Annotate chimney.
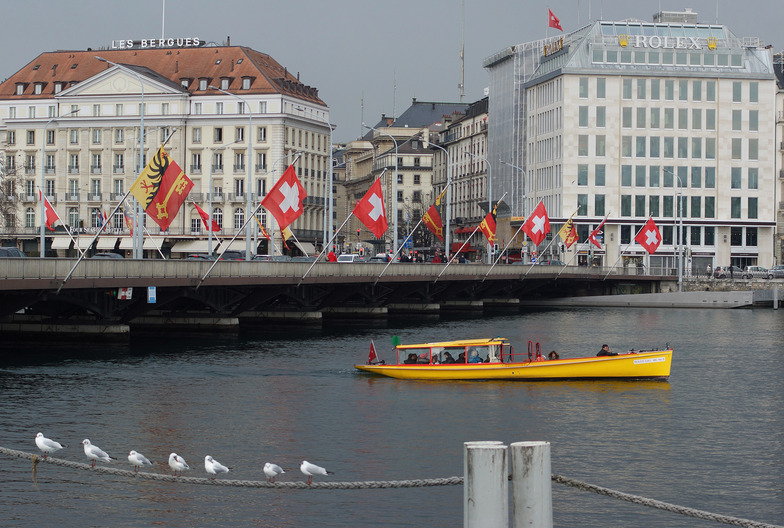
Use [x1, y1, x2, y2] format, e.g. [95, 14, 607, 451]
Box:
[227, 36, 231, 46]
[231, 59, 234, 72]
[175, 60, 179, 73]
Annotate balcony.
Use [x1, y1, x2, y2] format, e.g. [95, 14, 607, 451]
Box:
[91, 165, 102, 174]
[190, 193, 204, 202]
[303, 196, 325, 207]
[111, 193, 125, 201]
[24, 166, 36, 175]
[255, 164, 267, 173]
[88, 193, 102, 202]
[68, 166, 79, 174]
[45, 166, 55, 174]
[228, 193, 245, 203]
[211, 165, 224, 174]
[113, 165, 125, 174]
[781, 170, 784, 179]
[233, 164, 246, 173]
[64, 193, 80, 202]
[190, 165, 202, 175]
[210, 193, 225, 203]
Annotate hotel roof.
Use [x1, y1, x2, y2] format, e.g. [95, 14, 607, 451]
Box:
[0, 45, 325, 105]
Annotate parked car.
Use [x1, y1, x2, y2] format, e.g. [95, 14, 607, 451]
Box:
[714, 265, 742, 279]
[770, 265, 784, 278]
[368, 253, 391, 263]
[91, 252, 124, 259]
[537, 260, 566, 266]
[291, 255, 317, 262]
[217, 250, 245, 261]
[337, 254, 363, 263]
[253, 254, 291, 262]
[742, 266, 773, 279]
[185, 254, 215, 260]
[0, 247, 27, 258]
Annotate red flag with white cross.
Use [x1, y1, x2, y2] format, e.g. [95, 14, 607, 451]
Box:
[353, 178, 388, 238]
[522, 200, 551, 246]
[635, 217, 661, 254]
[261, 164, 306, 231]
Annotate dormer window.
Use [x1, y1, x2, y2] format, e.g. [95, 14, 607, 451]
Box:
[15, 83, 25, 95]
[180, 79, 189, 89]
[241, 77, 252, 90]
[199, 78, 208, 91]
[32, 64, 40, 71]
[34, 83, 44, 95]
[54, 82, 63, 93]
[220, 78, 230, 90]
[70, 64, 78, 69]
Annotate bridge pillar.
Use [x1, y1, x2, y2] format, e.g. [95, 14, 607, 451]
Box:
[240, 311, 322, 326]
[0, 318, 130, 339]
[130, 315, 240, 332]
[321, 306, 388, 320]
[440, 300, 483, 312]
[483, 298, 520, 310]
[387, 303, 441, 315]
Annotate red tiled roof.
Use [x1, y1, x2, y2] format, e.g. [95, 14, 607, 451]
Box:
[0, 46, 325, 105]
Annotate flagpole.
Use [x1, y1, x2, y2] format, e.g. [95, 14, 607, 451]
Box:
[435, 227, 480, 282]
[39, 187, 86, 257]
[57, 189, 134, 293]
[603, 220, 647, 280]
[374, 215, 426, 285]
[142, 224, 166, 260]
[298, 212, 355, 286]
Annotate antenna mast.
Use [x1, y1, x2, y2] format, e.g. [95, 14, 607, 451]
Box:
[459, 0, 465, 102]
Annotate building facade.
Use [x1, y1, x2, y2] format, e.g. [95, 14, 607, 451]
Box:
[0, 42, 330, 257]
[486, 15, 777, 271]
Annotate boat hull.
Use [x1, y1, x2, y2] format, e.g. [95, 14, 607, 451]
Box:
[355, 349, 672, 381]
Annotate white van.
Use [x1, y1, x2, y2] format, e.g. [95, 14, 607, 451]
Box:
[337, 254, 363, 263]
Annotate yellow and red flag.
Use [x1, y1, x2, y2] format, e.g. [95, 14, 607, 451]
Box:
[557, 215, 578, 248]
[256, 218, 271, 240]
[422, 187, 447, 242]
[478, 203, 498, 244]
[130, 147, 194, 231]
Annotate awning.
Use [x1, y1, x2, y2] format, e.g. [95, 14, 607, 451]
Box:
[96, 237, 118, 250]
[74, 236, 96, 250]
[218, 240, 247, 251]
[50, 237, 72, 250]
[119, 237, 134, 250]
[295, 241, 316, 255]
[451, 243, 477, 253]
[143, 238, 164, 249]
[170, 240, 217, 253]
[454, 227, 475, 234]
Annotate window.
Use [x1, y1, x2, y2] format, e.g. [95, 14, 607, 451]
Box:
[25, 207, 35, 228]
[690, 226, 701, 245]
[256, 152, 267, 171]
[220, 78, 230, 90]
[650, 136, 660, 158]
[664, 80, 674, 100]
[621, 165, 632, 186]
[92, 104, 100, 117]
[691, 138, 701, 159]
[732, 82, 742, 102]
[637, 79, 646, 99]
[705, 197, 715, 218]
[706, 109, 716, 130]
[748, 139, 758, 160]
[45, 154, 55, 170]
[635, 166, 646, 187]
[7, 130, 15, 145]
[577, 165, 588, 185]
[706, 81, 716, 101]
[213, 152, 223, 170]
[748, 168, 758, 190]
[705, 138, 716, 159]
[635, 137, 646, 157]
[577, 194, 588, 215]
[649, 165, 660, 187]
[596, 78, 605, 98]
[595, 135, 605, 156]
[691, 167, 701, 188]
[193, 102, 202, 115]
[235, 127, 245, 142]
[234, 207, 244, 229]
[115, 129, 124, 143]
[636, 108, 646, 128]
[732, 110, 741, 131]
[237, 102, 246, 115]
[69, 154, 79, 171]
[749, 110, 758, 131]
[678, 80, 688, 101]
[114, 153, 124, 171]
[677, 137, 688, 158]
[193, 127, 201, 143]
[578, 135, 588, 156]
[731, 138, 742, 159]
[705, 167, 716, 188]
[621, 225, 631, 244]
[692, 109, 701, 130]
[662, 225, 673, 245]
[650, 108, 660, 128]
[414, 174, 421, 185]
[731, 197, 741, 218]
[259, 101, 267, 114]
[704, 226, 715, 245]
[678, 109, 688, 129]
[579, 77, 588, 98]
[622, 108, 632, 128]
[621, 195, 631, 216]
[622, 79, 632, 99]
[749, 82, 758, 103]
[664, 108, 674, 129]
[192, 153, 201, 172]
[596, 106, 606, 127]
[199, 79, 208, 91]
[746, 227, 757, 247]
[663, 195, 673, 217]
[595, 194, 605, 216]
[578, 106, 588, 127]
[664, 137, 674, 158]
[594, 165, 605, 186]
[235, 152, 245, 171]
[161, 102, 169, 115]
[621, 136, 632, 157]
[650, 79, 660, 100]
[690, 196, 701, 218]
[92, 129, 101, 144]
[216, 102, 224, 115]
[692, 81, 701, 101]
[214, 127, 223, 142]
[234, 179, 245, 197]
[91, 154, 101, 172]
[257, 126, 267, 142]
[730, 226, 742, 246]
[748, 197, 758, 219]
[26, 130, 35, 145]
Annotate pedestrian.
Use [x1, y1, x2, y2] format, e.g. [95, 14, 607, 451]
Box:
[706, 264, 712, 277]
[729, 265, 734, 279]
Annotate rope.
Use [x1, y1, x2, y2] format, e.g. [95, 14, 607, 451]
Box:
[3, 447, 781, 527]
[0, 447, 461, 489]
[552, 474, 784, 528]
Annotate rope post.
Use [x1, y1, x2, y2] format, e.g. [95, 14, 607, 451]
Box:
[510, 441, 552, 528]
[774, 285, 779, 310]
[464, 441, 508, 528]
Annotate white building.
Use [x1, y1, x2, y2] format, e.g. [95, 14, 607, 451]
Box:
[0, 41, 330, 257]
[486, 14, 777, 272]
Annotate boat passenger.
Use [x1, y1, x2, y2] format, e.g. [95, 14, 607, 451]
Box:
[403, 353, 418, 364]
[443, 352, 456, 364]
[548, 350, 560, 360]
[468, 350, 483, 363]
[456, 352, 466, 363]
[417, 353, 430, 364]
[597, 344, 618, 357]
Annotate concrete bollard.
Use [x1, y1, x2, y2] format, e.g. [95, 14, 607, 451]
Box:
[464, 441, 508, 528]
[510, 441, 553, 528]
[774, 285, 779, 310]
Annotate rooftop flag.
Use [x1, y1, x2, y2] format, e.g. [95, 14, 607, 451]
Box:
[548, 8, 563, 31]
[130, 147, 194, 231]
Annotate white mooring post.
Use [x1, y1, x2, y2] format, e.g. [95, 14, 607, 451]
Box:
[464, 441, 508, 528]
[511, 441, 553, 528]
[774, 285, 779, 310]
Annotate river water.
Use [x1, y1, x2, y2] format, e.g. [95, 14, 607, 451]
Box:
[0, 307, 782, 527]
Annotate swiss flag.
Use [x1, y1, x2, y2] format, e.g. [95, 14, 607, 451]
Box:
[193, 202, 220, 232]
[39, 189, 60, 231]
[635, 217, 661, 254]
[261, 164, 306, 231]
[588, 217, 607, 249]
[353, 178, 388, 238]
[548, 8, 563, 31]
[522, 201, 551, 246]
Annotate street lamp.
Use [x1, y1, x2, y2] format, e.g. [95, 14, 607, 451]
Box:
[464, 149, 493, 263]
[40, 108, 80, 257]
[95, 56, 145, 259]
[363, 123, 398, 256]
[209, 86, 253, 261]
[663, 168, 685, 292]
[424, 139, 452, 260]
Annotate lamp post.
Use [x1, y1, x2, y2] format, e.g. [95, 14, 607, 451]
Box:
[363, 123, 398, 256]
[424, 139, 452, 260]
[209, 86, 253, 261]
[464, 149, 493, 263]
[663, 168, 685, 292]
[40, 108, 80, 257]
[95, 56, 145, 259]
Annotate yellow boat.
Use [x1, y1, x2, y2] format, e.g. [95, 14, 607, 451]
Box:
[354, 338, 672, 380]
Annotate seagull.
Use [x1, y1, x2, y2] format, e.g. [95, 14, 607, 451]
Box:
[168, 453, 190, 476]
[300, 460, 333, 485]
[81, 439, 114, 467]
[204, 456, 230, 479]
[128, 450, 152, 473]
[35, 432, 66, 458]
[263, 462, 285, 483]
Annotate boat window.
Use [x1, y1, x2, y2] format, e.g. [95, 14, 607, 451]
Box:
[399, 348, 430, 364]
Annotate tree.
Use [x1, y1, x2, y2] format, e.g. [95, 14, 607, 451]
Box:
[0, 157, 21, 231]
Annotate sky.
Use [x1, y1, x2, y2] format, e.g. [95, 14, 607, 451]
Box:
[1, 0, 782, 143]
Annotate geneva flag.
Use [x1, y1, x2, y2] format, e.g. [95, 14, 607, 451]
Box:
[478, 204, 498, 244]
[422, 187, 447, 242]
[130, 147, 194, 231]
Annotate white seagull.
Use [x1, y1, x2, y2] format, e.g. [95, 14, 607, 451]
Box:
[204, 455, 230, 479]
[35, 432, 66, 457]
[81, 439, 114, 467]
[263, 462, 285, 483]
[168, 453, 190, 476]
[300, 460, 333, 485]
[128, 450, 152, 473]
